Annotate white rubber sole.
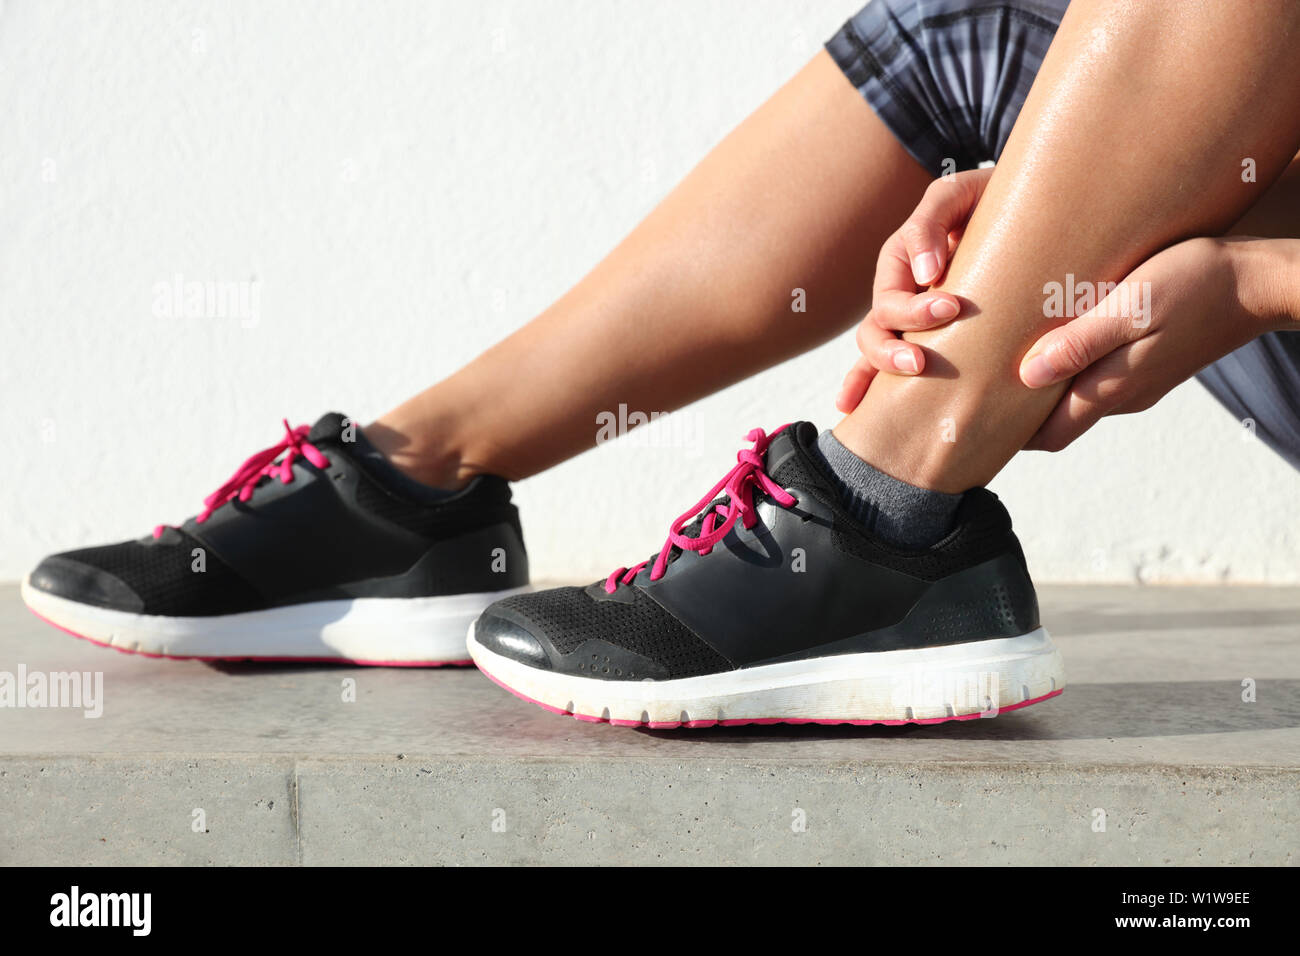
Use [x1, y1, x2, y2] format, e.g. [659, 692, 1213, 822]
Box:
[22, 577, 529, 666]
[468, 623, 1066, 727]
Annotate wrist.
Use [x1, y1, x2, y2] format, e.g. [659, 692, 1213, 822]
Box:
[1227, 237, 1300, 333]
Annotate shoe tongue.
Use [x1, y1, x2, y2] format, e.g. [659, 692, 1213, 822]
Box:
[764, 421, 819, 486]
[627, 421, 820, 581]
[307, 412, 352, 445]
[305, 411, 384, 463]
[689, 420, 819, 527]
[304, 411, 458, 502]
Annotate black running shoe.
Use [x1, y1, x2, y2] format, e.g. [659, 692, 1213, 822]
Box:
[23, 413, 529, 665]
[469, 422, 1063, 726]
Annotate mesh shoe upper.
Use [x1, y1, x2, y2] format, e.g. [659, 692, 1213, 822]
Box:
[32, 528, 268, 616]
[483, 585, 731, 680]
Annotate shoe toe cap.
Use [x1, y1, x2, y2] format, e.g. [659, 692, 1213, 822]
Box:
[28, 554, 145, 613]
[473, 585, 699, 681]
[473, 608, 553, 669]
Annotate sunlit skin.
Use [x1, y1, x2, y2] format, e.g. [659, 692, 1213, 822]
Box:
[369, 52, 933, 487]
[834, 0, 1300, 492]
[373, 0, 1300, 498]
[844, 163, 1300, 451]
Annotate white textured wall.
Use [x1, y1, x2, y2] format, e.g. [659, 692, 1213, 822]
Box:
[2, 0, 1296, 584]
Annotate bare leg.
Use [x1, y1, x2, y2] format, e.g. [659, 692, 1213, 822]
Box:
[835, 0, 1300, 493]
[369, 51, 932, 486]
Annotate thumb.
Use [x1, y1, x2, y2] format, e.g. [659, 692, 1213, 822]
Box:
[1020, 295, 1142, 388]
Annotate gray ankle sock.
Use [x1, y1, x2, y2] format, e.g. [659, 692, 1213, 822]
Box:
[812, 430, 963, 548]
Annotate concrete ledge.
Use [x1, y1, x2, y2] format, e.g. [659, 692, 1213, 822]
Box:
[3, 757, 1294, 865]
[0, 756, 297, 866]
[2, 584, 1297, 865]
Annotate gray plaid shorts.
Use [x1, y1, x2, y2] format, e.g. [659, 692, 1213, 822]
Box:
[826, 0, 1300, 470]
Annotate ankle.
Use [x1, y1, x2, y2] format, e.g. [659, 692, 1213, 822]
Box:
[364, 416, 477, 491]
[831, 417, 969, 495]
[814, 428, 963, 547]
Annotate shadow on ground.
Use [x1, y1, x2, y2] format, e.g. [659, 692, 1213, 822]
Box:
[631, 680, 1300, 743]
[1045, 606, 1300, 635]
[201, 660, 1300, 744]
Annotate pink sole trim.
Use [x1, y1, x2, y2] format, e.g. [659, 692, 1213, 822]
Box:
[478, 664, 1064, 729]
[26, 607, 474, 669]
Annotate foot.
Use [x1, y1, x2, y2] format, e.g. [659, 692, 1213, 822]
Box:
[468, 422, 1063, 726]
[23, 413, 529, 665]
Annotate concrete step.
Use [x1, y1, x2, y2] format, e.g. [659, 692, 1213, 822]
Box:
[1, 583, 1296, 865]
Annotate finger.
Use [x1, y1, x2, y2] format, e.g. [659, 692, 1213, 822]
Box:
[856, 317, 925, 374]
[1024, 345, 1139, 451]
[1024, 388, 1109, 453]
[946, 227, 965, 257]
[872, 232, 918, 302]
[899, 212, 950, 286]
[1020, 297, 1148, 389]
[900, 169, 995, 285]
[835, 355, 877, 414]
[869, 290, 962, 333]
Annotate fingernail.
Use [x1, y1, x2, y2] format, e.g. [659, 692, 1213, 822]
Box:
[928, 298, 959, 321]
[892, 349, 919, 374]
[913, 252, 939, 285]
[1021, 352, 1058, 388]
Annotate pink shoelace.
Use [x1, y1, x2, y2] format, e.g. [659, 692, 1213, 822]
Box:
[152, 419, 331, 539]
[604, 425, 796, 594]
